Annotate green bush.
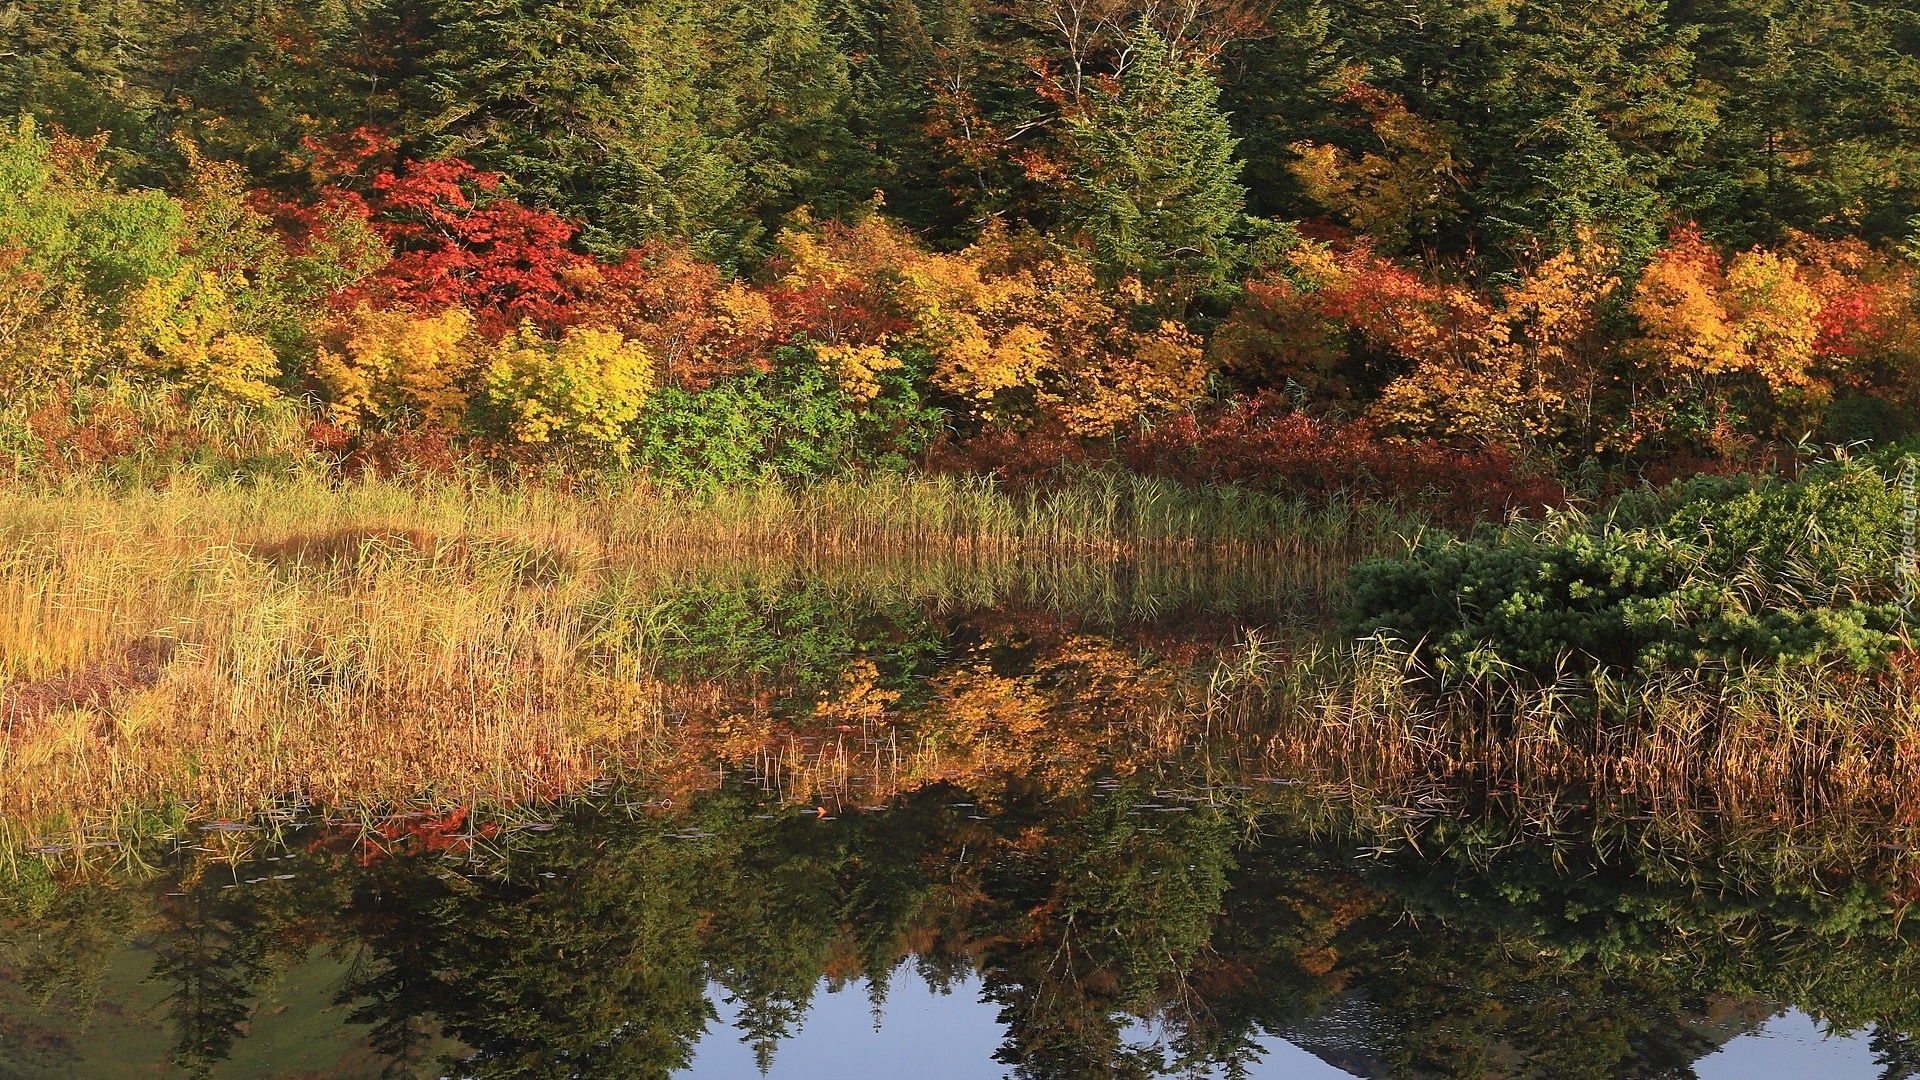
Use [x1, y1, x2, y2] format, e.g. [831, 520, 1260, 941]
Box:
[1344, 461, 1905, 684]
[628, 346, 944, 489]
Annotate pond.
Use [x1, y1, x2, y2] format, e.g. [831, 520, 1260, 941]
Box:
[4, 554, 1918, 1079]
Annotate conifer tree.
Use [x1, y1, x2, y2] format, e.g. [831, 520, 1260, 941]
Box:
[1056, 27, 1247, 288]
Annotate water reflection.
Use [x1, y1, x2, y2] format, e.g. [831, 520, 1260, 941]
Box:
[6, 772, 1920, 1080]
[8, 560, 1920, 1079]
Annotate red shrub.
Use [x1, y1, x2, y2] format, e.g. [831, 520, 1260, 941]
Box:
[924, 422, 1104, 489]
[1124, 394, 1565, 525]
[272, 129, 603, 338]
[339, 424, 466, 479]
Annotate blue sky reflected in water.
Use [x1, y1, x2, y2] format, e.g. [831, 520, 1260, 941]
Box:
[684, 978, 1882, 1080]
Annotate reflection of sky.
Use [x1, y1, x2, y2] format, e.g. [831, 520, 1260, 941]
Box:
[680, 978, 1881, 1079]
[1696, 1010, 1880, 1080]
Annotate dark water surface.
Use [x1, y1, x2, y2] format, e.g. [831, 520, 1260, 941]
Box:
[5, 562, 1918, 1078]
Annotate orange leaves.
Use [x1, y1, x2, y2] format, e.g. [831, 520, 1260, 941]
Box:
[1625, 226, 1835, 445]
[1288, 70, 1464, 251]
[909, 234, 1209, 434]
[1245, 224, 1919, 456]
[1632, 229, 1773, 383]
[1370, 243, 1620, 447]
[583, 243, 772, 390]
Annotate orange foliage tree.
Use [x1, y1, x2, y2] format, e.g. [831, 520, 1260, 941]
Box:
[1624, 226, 1830, 451]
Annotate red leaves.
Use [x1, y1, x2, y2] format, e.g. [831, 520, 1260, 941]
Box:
[1814, 283, 1886, 361]
[1125, 394, 1565, 525]
[274, 130, 601, 339]
[758, 219, 920, 348]
[928, 394, 1564, 525]
[348, 157, 598, 338]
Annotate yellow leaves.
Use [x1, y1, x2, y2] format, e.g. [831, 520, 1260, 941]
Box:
[811, 659, 900, 727]
[314, 305, 478, 428]
[1046, 318, 1208, 436]
[814, 341, 902, 403]
[1288, 69, 1463, 251]
[480, 322, 654, 456]
[927, 312, 1050, 410]
[1724, 250, 1821, 391]
[115, 270, 279, 402]
[911, 243, 1209, 435]
[1371, 241, 1619, 447]
[0, 265, 106, 391]
[711, 282, 774, 341]
[1628, 231, 1829, 444]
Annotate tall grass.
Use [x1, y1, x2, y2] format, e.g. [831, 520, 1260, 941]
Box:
[0, 471, 1411, 831]
[1208, 636, 1920, 826]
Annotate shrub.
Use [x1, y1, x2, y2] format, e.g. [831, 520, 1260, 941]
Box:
[1126, 393, 1565, 525]
[114, 269, 281, 401]
[628, 346, 943, 489]
[479, 323, 654, 459]
[1344, 461, 1904, 684]
[313, 305, 478, 428]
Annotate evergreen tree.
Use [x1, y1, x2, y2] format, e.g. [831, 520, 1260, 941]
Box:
[1684, 0, 1920, 246]
[1056, 27, 1248, 287]
[415, 0, 862, 263]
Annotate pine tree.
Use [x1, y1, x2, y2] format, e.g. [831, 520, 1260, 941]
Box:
[1055, 26, 1248, 288]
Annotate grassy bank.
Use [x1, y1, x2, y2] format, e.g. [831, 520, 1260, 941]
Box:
[0, 472, 1412, 831]
[9, 458, 1920, 847]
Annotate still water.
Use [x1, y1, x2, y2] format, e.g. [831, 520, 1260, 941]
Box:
[2, 778, 1909, 1079]
[4, 563, 1918, 1078]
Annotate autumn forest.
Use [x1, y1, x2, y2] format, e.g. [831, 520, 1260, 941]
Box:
[8, 3, 1920, 1078]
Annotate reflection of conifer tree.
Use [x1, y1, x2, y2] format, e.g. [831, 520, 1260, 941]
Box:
[1873, 1027, 1920, 1080]
[342, 802, 724, 1079]
[975, 782, 1240, 1079]
[145, 888, 272, 1079]
[702, 802, 859, 1072]
[3, 879, 136, 1031]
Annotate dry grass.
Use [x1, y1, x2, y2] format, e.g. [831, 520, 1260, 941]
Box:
[0, 473, 1405, 833]
[1212, 638, 1920, 831]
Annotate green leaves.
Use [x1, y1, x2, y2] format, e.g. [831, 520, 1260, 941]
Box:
[628, 346, 943, 490]
[1055, 27, 1247, 290]
[1345, 460, 1906, 685]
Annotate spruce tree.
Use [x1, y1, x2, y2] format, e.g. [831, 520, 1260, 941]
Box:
[1056, 26, 1248, 288]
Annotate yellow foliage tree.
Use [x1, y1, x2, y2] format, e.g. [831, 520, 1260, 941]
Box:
[1629, 228, 1826, 445]
[114, 270, 281, 402]
[1371, 243, 1620, 448]
[901, 234, 1209, 435]
[1288, 69, 1464, 252]
[313, 305, 478, 428]
[481, 323, 655, 458]
[0, 256, 106, 392]
[812, 341, 903, 404]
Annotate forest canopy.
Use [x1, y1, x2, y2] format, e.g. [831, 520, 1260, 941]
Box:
[5, 0, 1920, 486]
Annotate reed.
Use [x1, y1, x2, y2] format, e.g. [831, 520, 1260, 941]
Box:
[1211, 636, 1920, 824]
[0, 471, 1409, 831]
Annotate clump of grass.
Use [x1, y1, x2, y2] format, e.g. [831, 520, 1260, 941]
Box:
[1210, 634, 1920, 820]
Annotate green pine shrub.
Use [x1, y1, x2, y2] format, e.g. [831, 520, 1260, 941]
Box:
[628, 346, 944, 489]
[1344, 460, 1906, 685]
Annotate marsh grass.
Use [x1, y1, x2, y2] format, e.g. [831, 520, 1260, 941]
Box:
[1216, 637, 1920, 829]
[16, 467, 1914, 866]
[0, 471, 1407, 833]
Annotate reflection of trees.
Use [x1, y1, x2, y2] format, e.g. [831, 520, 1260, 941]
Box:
[344, 805, 718, 1079]
[15, 769, 1920, 1078]
[145, 888, 275, 1078]
[966, 779, 1242, 1078]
